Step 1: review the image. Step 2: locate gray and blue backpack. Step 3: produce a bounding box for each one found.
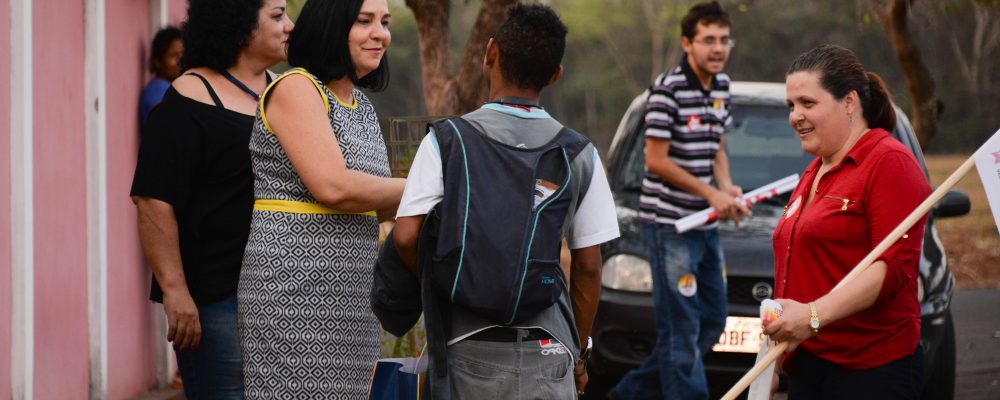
[423,117,591,324]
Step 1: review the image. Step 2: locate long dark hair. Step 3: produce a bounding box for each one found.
[287,0,390,91]
[787,44,895,132]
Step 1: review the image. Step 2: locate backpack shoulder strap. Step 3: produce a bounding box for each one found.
[427,117,473,179]
[552,127,594,212]
[552,126,592,161]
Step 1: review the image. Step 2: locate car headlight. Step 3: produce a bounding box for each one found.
[602,254,652,293]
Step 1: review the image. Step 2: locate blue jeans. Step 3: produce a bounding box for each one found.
[173,294,244,400]
[613,223,727,400]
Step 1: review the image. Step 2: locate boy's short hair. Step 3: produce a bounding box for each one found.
[680,1,731,39]
[492,4,567,92]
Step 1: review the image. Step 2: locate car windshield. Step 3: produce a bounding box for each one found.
[726,105,814,191]
[615,103,815,196]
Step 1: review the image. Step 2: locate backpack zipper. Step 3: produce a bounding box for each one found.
[509,148,572,324]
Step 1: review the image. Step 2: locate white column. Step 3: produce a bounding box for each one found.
[147,0,176,388]
[149,0,168,34]
[85,0,108,398]
[9,0,34,398]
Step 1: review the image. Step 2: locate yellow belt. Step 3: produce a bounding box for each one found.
[253,199,376,216]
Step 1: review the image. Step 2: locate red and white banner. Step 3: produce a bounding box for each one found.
[973,128,1000,236]
[675,174,800,233]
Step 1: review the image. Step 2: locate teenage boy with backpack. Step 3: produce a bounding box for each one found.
[392,4,619,398]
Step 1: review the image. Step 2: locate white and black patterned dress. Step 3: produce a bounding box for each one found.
[238,69,388,399]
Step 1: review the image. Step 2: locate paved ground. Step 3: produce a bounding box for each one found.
[137,289,1000,400]
[953,288,1000,400]
[132,388,183,400]
[587,288,1000,399]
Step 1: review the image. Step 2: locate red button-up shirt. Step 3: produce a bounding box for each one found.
[772,128,931,370]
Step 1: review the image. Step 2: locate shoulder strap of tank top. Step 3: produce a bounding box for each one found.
[258,68,331,134]
[184,72,224,108]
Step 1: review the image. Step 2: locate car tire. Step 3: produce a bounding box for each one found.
[921,310,955,400]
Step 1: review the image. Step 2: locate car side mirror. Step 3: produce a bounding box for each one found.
[933,189,971,219]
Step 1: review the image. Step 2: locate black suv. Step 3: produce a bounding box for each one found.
[587,82,970,399]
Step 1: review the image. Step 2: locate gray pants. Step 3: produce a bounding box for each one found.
[448,334,576,399]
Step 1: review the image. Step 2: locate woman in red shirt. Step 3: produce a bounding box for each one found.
[763,44,931,399]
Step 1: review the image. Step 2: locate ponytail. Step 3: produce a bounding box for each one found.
[864,72,895,132]
[788,45,897,132]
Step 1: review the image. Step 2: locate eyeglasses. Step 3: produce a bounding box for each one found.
[692,37,735,48]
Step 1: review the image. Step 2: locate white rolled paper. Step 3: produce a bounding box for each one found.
[675,174,800,233]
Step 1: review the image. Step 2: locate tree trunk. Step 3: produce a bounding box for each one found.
[406,0,517,116]
[881,0,941,150]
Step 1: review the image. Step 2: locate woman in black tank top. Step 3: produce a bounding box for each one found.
[130,1,293,398]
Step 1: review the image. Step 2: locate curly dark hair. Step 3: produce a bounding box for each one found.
[287,0,390,91]
[681,1,730,39]
[180,0,264,71]
[492,3,567,92]
[149,26,182,75]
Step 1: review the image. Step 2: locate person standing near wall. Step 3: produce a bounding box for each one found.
[611,2,749,399]
[139,26,183,126]
[237,0,404,397]
[130,0,293,398]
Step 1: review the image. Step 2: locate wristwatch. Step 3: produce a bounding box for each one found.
[808,302,820,336]
[578,336,593,363]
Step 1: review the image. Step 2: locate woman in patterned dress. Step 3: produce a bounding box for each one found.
[237,0,403,397]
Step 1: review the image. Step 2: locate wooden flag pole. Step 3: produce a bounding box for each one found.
[721,156,976,400]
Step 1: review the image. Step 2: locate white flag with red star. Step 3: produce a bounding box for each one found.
[974,128,1000,236]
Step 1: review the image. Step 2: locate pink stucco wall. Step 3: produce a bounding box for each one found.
[105,0,160,397]
[32,0,90,397]
[168,0,186,26]
[0,0,13,397]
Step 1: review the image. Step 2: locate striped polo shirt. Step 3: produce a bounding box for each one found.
[639,56,732,227]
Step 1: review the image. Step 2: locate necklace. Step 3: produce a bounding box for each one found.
[487,96,543,111]
[221,70,272,101]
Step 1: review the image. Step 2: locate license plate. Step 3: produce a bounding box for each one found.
[712,316,764,353]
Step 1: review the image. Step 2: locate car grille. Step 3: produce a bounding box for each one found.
[727,277,774,306]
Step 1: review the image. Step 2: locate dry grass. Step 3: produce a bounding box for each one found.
[926,154,1000,289]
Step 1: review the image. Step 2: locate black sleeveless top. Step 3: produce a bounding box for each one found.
[130,73,255,305]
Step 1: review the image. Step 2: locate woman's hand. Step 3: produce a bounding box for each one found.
[762,299,813,351]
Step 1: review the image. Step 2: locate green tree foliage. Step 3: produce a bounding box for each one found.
[291,0,998,154]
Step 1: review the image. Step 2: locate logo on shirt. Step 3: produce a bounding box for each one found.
[539,339,567,356]
[677,274,697,297]
[784,195,802,220]
[687,115,702,131]
[992,150,1000,164]
[713,97,725,110]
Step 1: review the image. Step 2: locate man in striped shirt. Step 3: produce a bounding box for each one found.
[612,2,749,399]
